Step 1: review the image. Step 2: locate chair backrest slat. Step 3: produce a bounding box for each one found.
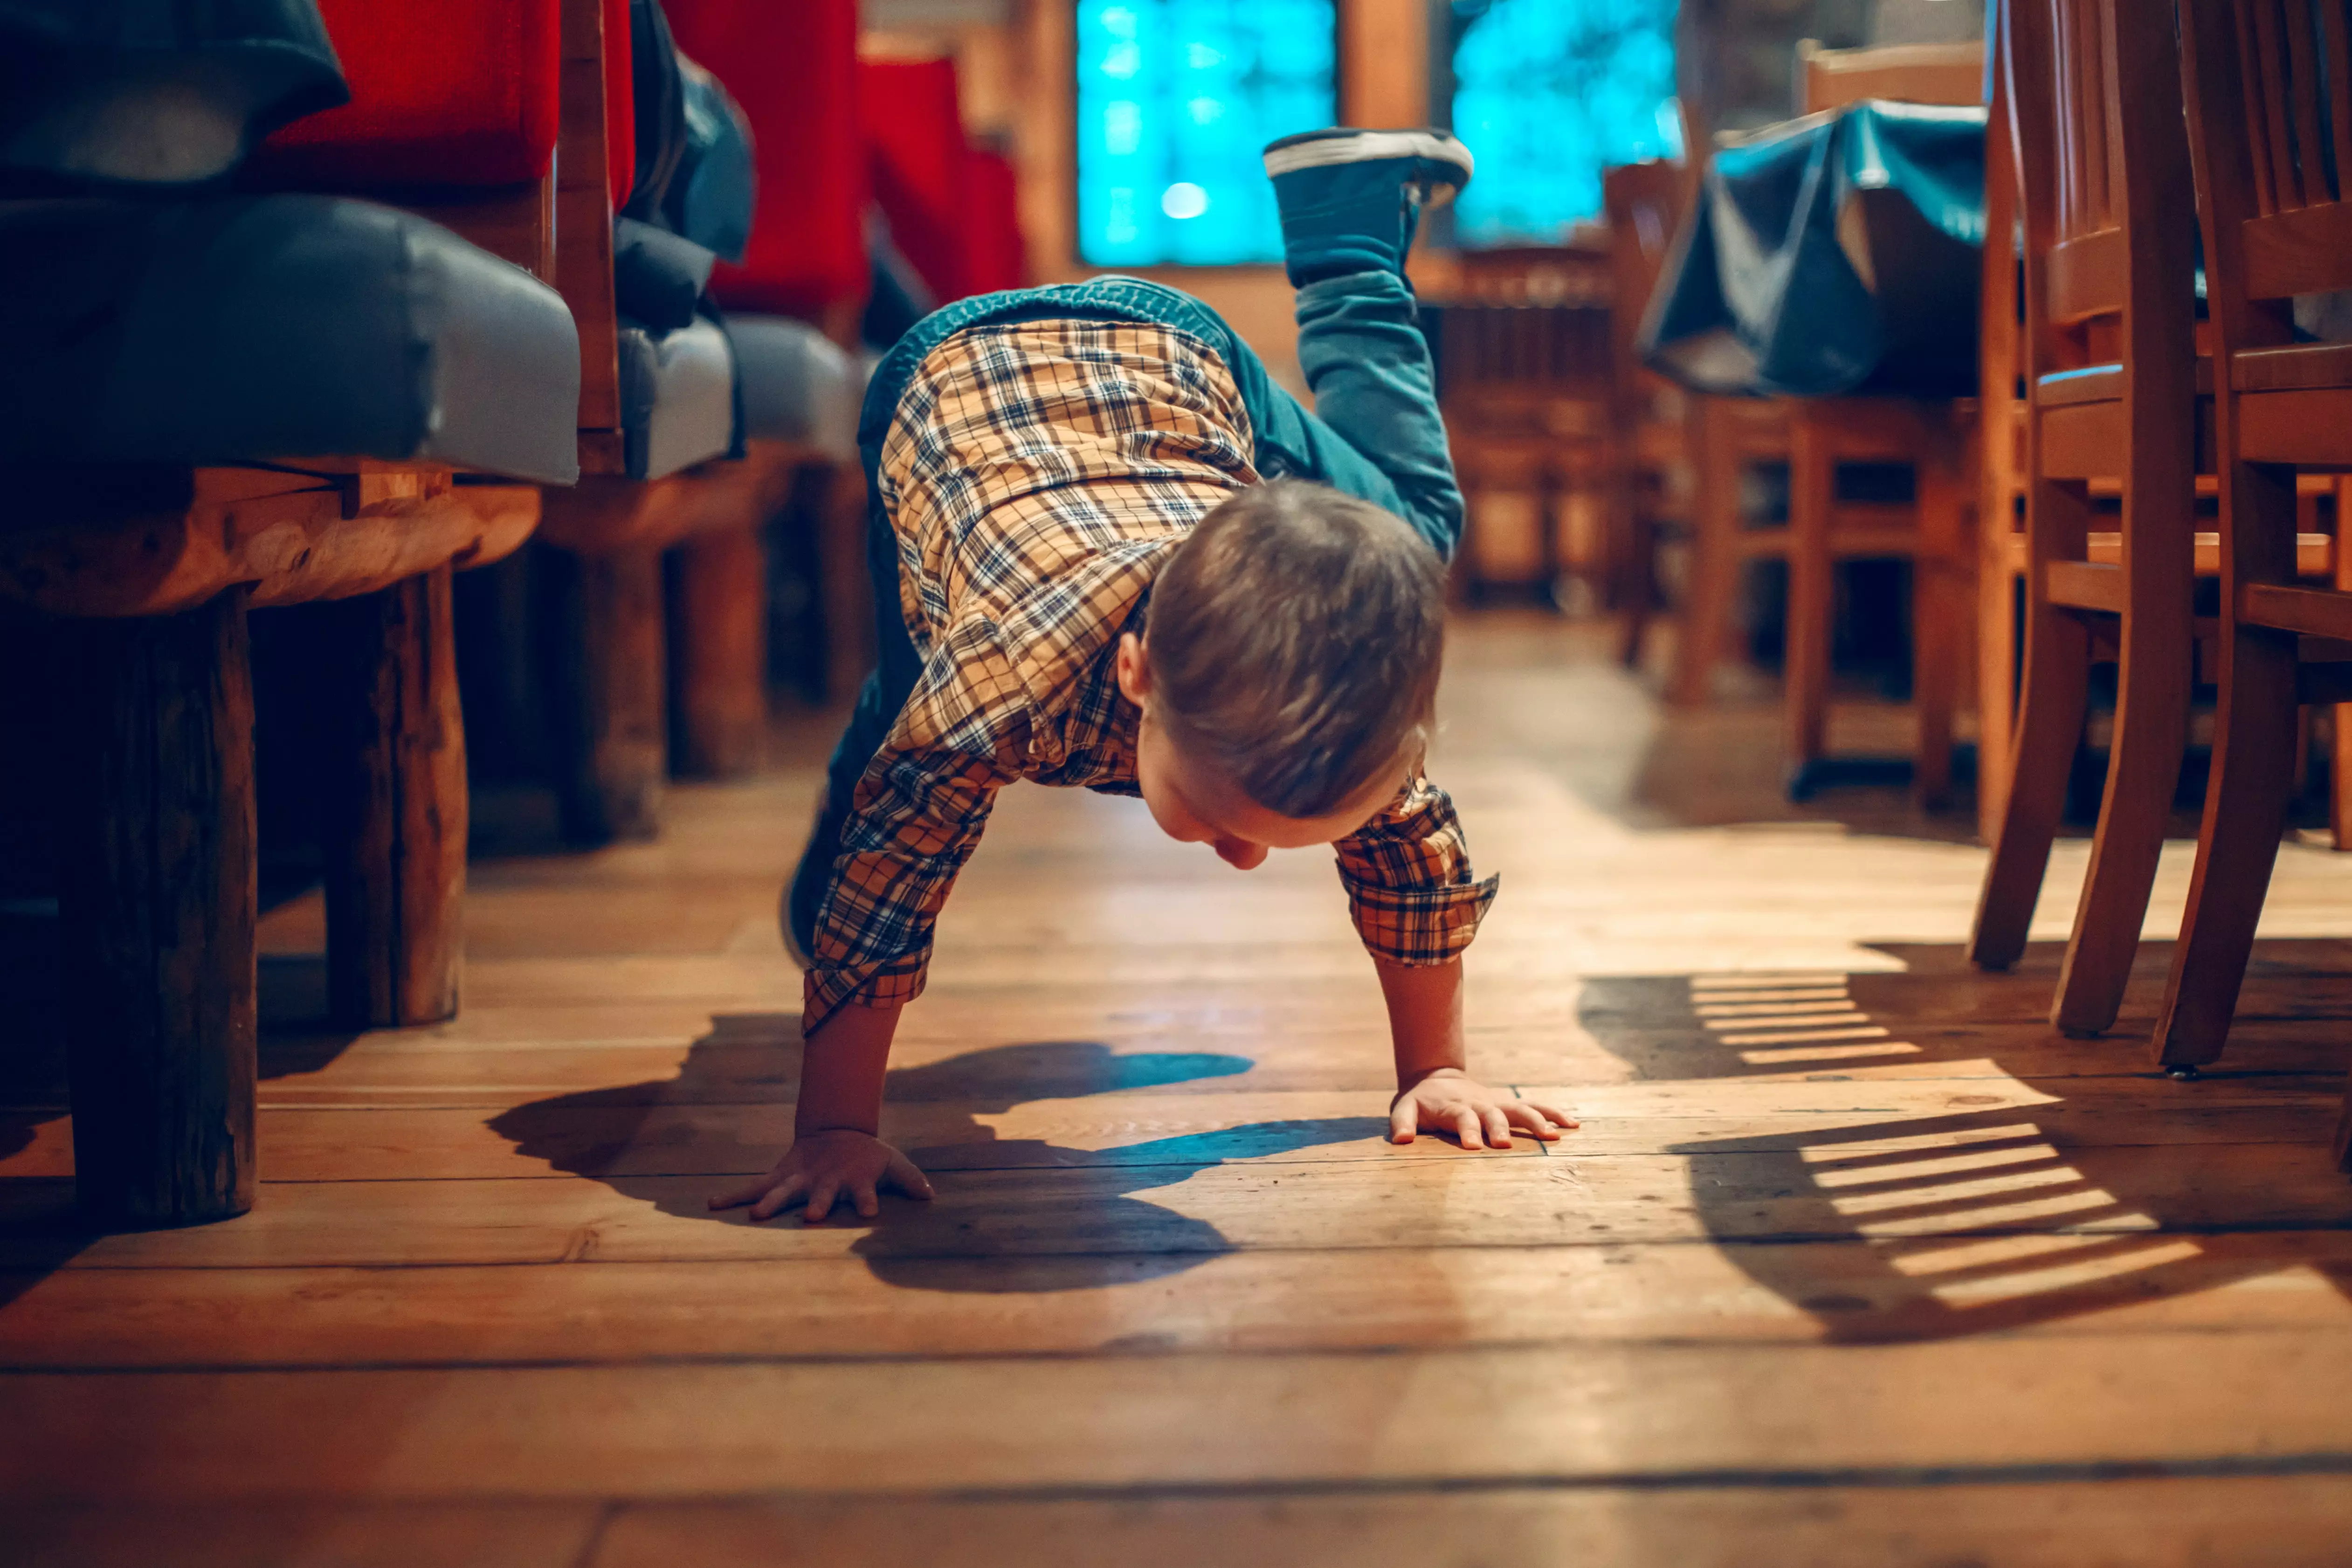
[2186,0,2352,304]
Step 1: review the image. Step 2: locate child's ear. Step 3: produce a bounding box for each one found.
[1114,631,1151,705]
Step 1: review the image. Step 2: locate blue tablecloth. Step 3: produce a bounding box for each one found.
[1642,99,1989,399]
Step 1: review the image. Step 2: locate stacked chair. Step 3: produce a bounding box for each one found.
[1969,0,2352,1169]
[0,1,582,1225]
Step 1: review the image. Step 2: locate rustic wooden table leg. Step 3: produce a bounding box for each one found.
[323,566,467,1029]
[1783,408,1836,795]
[548,544,666,844]
[62,588,258,1227]
[672,525,770,780]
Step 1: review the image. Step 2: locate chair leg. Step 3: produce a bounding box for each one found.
[323,566,468,1030]
[1978,551,2022,844]
[672,525,770,780]
[2333,477,2352,850]
[2151,622,2304,1070]
[1615,471,1655,670]
[2050,594,2193,1037]
[1912,438,1971,811]
[1670,400,1741,706]
[62,588,258,1227]
[547,543,667,844]
[1784,411,1835,794]
[1969,595,2094,972]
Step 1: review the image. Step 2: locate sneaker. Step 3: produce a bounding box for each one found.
[1262,128,1475,286]
[780,792,848,971]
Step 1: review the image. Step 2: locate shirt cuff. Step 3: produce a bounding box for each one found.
[802,958,929,1039]
[1344,871,1500,967]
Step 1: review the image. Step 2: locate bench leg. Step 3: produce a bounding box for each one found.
[672,526,769,780]
[324,566,467,1029]
[548,544,666,844]
[62,589,257,1227]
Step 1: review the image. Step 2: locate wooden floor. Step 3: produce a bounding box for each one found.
[7,611,2352,1566]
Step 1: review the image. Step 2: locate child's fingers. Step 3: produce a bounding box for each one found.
[884,1153,937,1201]
[1530,1101,1581,1131]
[709,1177,770,1211]
[1451,1108,1485,1149]
[852,1182,881,1219]
[748,1174,807,1222]
[1480,1106,1514,1147]
[1503,1102,1562,1140]
[1389,1100,1418,1143]
[802,1178,841,1223]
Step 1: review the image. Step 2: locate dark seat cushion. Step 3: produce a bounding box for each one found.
[617,316,733,481]
[0,0,347,189]
[729,315,858,460]
[0,194,581,482]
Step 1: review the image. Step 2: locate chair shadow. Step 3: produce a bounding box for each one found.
[489,1024,1387,1293]
[1577,938,2352,1343]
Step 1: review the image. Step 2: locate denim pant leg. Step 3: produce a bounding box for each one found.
[1267,268,1464,561]
[820,484,927,815]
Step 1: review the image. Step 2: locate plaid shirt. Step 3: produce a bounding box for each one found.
[805,318,1498,1034]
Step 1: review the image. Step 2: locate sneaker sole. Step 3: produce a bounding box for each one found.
[1262,129,1475,186]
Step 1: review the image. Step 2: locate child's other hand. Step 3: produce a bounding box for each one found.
[708,1129,936,1223]
[1390,1069,1578,1149]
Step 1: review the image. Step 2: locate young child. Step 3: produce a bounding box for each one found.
[714,129,1577,1224]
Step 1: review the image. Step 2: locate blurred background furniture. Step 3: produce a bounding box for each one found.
[1648,41,1987,805]
[1603,158,1698,671]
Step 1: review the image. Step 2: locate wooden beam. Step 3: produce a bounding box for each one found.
[671,526,769,781]
[61,589,258,1227]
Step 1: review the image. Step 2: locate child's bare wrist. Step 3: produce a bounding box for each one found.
[1395,1062,1469,1092]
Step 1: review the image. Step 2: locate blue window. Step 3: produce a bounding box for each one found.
[1448,0,1683,246]
[1075,0,1338,267]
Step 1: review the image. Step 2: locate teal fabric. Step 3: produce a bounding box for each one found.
[828,269,1461,821]
[1642,99,1988,398]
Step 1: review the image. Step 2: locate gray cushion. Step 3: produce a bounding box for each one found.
[617,315,733,481]
[728,314,859,461]
[0,194,582,483]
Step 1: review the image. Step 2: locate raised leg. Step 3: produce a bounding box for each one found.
[672,525,770,780]
[1670,397,1743,706]
[1783,408,1835,794]
[323,566,468,1029]
[62,589,257,1227]
[547,544,666,844]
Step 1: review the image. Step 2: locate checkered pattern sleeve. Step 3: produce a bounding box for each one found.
[801,619,1025,1036]
[1331,773,1498,967]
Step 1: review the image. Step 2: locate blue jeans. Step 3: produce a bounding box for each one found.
[822,270,1461,816]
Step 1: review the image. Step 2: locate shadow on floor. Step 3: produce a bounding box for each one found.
[490,1026,1387,1293]
[1577,938,2352,1343]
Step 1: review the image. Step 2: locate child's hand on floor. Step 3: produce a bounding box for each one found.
[1390,1069,1578,1149]
[709,1129,936,1223]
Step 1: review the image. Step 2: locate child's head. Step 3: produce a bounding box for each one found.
[1113,477,1446,869]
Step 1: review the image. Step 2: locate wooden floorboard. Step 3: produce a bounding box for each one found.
[5,613,2351,1563]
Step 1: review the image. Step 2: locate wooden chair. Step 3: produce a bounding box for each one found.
[1975,20,2032,844]
[1779,39,1987,806]
[2161,0,2352,1155]
[1967,0,2203,1042]
[1603,159,1697,670]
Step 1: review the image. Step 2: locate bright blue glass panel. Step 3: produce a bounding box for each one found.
[1450,0,1683,246]
[1075,0,1338,267]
